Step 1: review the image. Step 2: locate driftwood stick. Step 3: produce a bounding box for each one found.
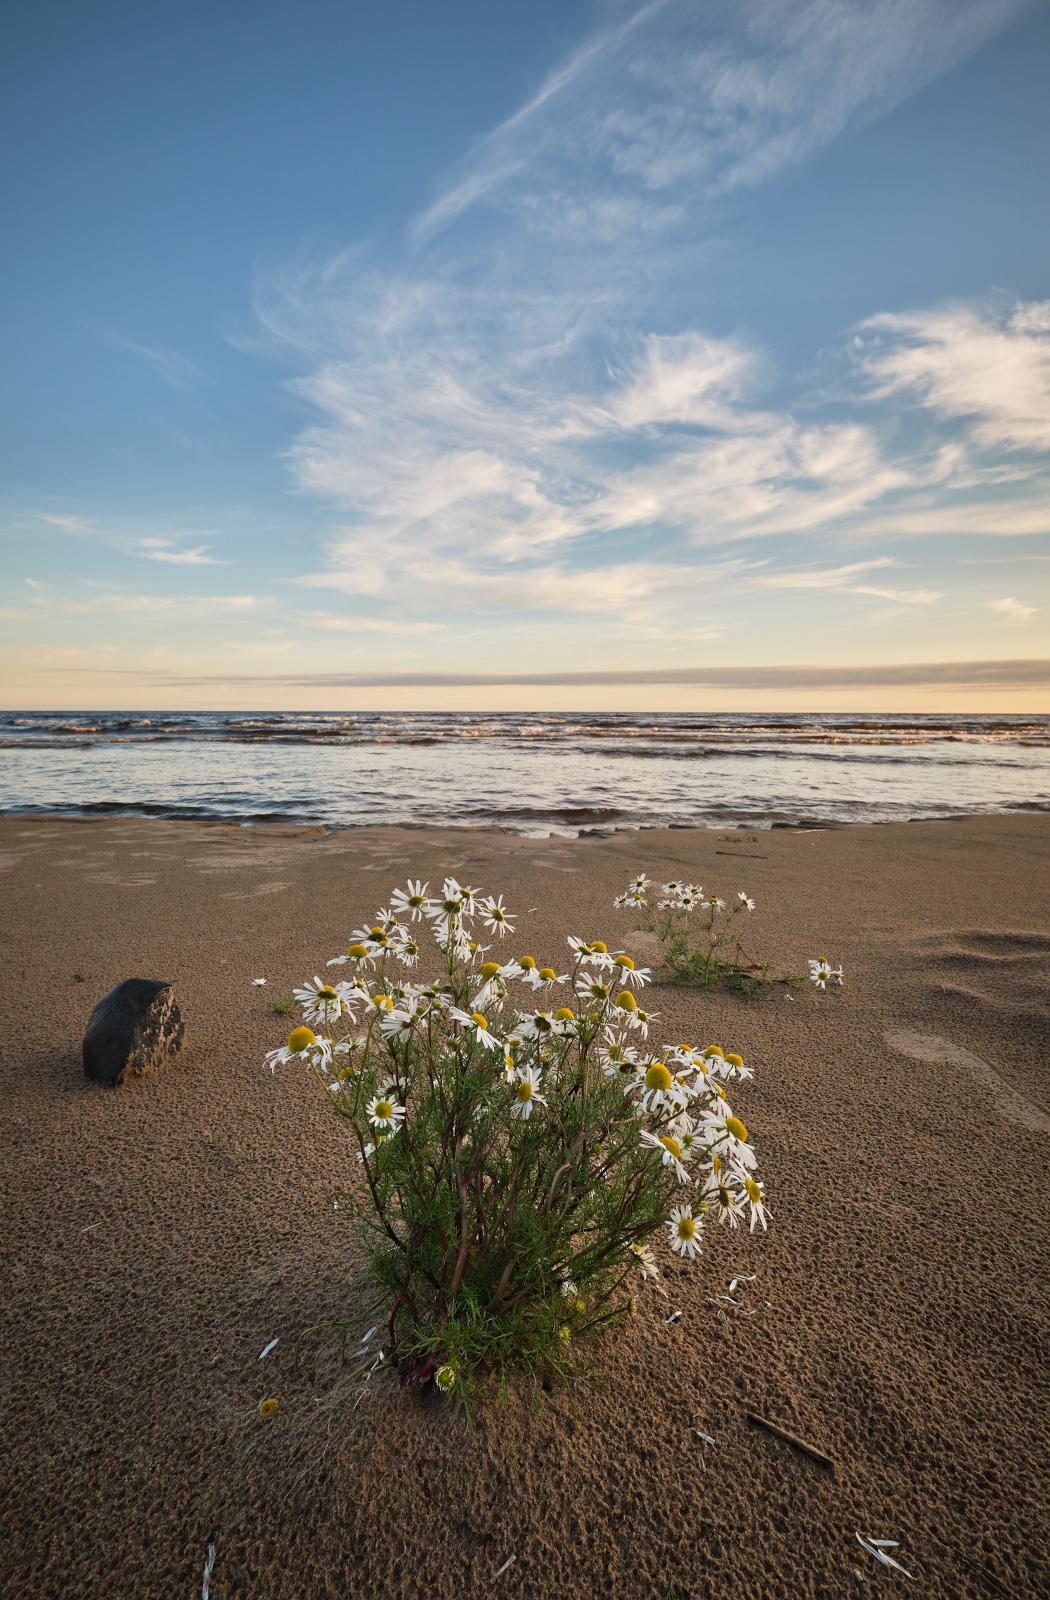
[715,850,769,859]
[745,1412,835,1470]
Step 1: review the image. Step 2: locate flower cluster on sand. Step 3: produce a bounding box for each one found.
[265,877,768,1398]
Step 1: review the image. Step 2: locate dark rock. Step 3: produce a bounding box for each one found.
[82,979,185,1086]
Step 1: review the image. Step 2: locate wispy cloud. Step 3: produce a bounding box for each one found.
[858,299,1050,452]
[101,332,209,391]
[753,557,943,605]
[988,595,1037,623]
[137,538,230,566]
[413,0,1031,243]
[35,514,232,567]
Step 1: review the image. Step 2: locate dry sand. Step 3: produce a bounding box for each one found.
[1,812,1048,1599]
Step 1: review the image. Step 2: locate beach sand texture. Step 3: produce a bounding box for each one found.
[1,813,1048,1599]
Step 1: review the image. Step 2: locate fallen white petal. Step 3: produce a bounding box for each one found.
[202,1542,216,1600]
[664,1310,682,1324]
[868,1540,900,1548]
[252,978,267,986]
[258,1338,279,1361]
[492,1555,517,1580]
[693,1430,716,1446]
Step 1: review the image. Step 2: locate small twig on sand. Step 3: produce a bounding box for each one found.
[746,1412,835,1471]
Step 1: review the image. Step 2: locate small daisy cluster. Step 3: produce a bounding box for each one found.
[264,877,768,1394]
[808,957,844,990]
[614,873,758,986]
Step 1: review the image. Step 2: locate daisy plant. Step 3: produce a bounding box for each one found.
[614,874,767,990]
[264,879,768,1401]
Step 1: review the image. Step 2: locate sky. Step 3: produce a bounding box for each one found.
[2,0,1050,712]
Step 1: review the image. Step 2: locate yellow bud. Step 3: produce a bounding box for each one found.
[725,1115,748,1142]
[258,1397,279,1419]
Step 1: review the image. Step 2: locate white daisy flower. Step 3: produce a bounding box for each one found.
[521,964,567,990]
[516,1010,566,1041]
[634,1059,688,1114]
[737,892,756,912]
[365,1092,406,1132]
[609,953,651,988]
[640,1128,692,1184]
[741,1176,771,1233]
[808,957,843,989]
[293,976,347,1026]
[263,1025,332,1073]
[629,1240,659,1280]
[698,1108,756,1170]
[478,893,515,938]
[389,880,432,921]
[449,1007,502,1051]
[666,1204,703,1259]
[701,1177,744,1228]
[509,1067,546,1119]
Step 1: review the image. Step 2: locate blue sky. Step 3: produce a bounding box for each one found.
[2,0,1049,710]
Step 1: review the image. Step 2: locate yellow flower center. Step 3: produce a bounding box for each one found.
[554,1007,574,1021]
[346,944,369,959]
[318,985,337,999]
[373,994,394,1010]
[470,1011,489,1030]
[480,962,500,979]
[725,1052,743,1068]
[539,967,557,982]
[520,956,537,969]
[717,1186,732,1209]
[660,1135,683,1159]
[616,990,637,1012]
[703,1045,724,1058]
[374,1099,393,1120]
[725,1115,748,1142]
[515,1079,534,1102]
[644,1063,673,1093]
[591,940,608,953]
[676,1216,697,1241]
[614,953,635,969]
[258,1397,279,1419]
[287,1026,316,1053]
[745,1178,761,1203]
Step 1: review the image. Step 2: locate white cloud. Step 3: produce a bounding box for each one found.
[988,596,1037,623]
[753,557,942,604]
[137,538,230,566]
[414,0,1030,242]
[858,299,1050,452]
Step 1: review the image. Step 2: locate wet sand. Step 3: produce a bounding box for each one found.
[1,813,1048,1599]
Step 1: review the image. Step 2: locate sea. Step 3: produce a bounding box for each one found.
[1,710,1048,836]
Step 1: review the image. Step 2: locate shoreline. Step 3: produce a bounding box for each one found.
[3,812,1049,1598]
[2,799,1049,838]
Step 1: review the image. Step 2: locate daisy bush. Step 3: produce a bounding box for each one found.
[615,873,763,988]
[265,878,768,1399]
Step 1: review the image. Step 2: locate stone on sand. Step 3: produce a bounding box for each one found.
[82,979,185,1086]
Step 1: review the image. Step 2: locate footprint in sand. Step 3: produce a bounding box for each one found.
[883,1027,1050,1136]
[220,881,293,900]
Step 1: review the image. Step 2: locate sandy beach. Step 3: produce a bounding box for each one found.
[2,811,1048,1599]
